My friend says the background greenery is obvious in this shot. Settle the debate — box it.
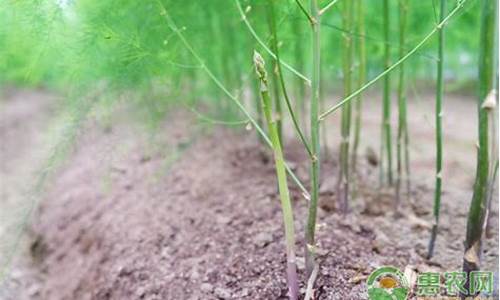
[0,0,483,109]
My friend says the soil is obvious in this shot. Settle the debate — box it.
[0,89,498,300]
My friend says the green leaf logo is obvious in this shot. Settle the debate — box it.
[367,266,409,300]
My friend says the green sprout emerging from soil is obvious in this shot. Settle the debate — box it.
[254,50,299,300]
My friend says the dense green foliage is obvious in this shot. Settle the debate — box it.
[0,0,483,99]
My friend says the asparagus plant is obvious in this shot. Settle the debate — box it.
[269,50,283,146]
[485,91,498,238]
[428,0,446,259]
[251,70,265,143]
[381,0,393,186]
[253,50,299,300]
[462,0,497,292]
[304,0,321,279]
[395,0,409,210]
[338,0,354,212]
[351,0,366,173]
[267,0,312,157]
[485,15,499,238]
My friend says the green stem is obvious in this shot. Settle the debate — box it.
[251,72,265,143]
[294,0,314,25]
[270,63,283,146]
[351,0,365,173]
[305,0,321,279]
[318,0,469,120]
[404,116,411,198]
[485,160,498,238]
[319,0,341,16]
[254,51,299,300]
[396,0,409,211]
[267,0,312,157]
[338,0,353,213]
[486,94,499,238]
[382,0,393,185]
[427,0,445,259]
[462,0,496,294]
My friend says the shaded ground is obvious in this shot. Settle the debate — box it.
[0,90,498,299]
[0,89,58,299]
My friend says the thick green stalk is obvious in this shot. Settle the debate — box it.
[320,61,329,160]
[428,0,446,259]
[271,72,283,145]
[462,0,496,293]
[254,51,299,300]
[305,0,321,279]
[396,0,408,211]
[266,5,283,145]
[252,72,265,144]
[404,109,411,198]
[351,0,365,173]
[485,160,498,238]
[268,0,312,157]
[485,15,499,238]
[338,0,353,213]
[486,93,498,237]
[382,0,393,185]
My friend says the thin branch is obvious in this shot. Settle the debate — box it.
[319,0,341,16]
[184,104,250,126]
[318,20,438,61]
[267,1,313,157]
[294,0,314,25]
[235,0,311,85]
[319,0,469,120]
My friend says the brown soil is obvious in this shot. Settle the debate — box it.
[0,90,498,300]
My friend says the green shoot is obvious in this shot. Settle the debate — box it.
[304,0,321,280]
[381,0,393,185]
[254,50,299,300]
[428,0,446,259]
[351,0,366,174]
[338,0,354,212]
[267,0,312,157]
[462,0,497,292]
[396,0,409,211]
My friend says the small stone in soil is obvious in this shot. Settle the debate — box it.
[253,232,274,247]
[200,283,213,293]
[216,215,232,225]
[214,287,232,299]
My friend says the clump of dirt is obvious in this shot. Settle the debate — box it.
[26,117,497,300]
